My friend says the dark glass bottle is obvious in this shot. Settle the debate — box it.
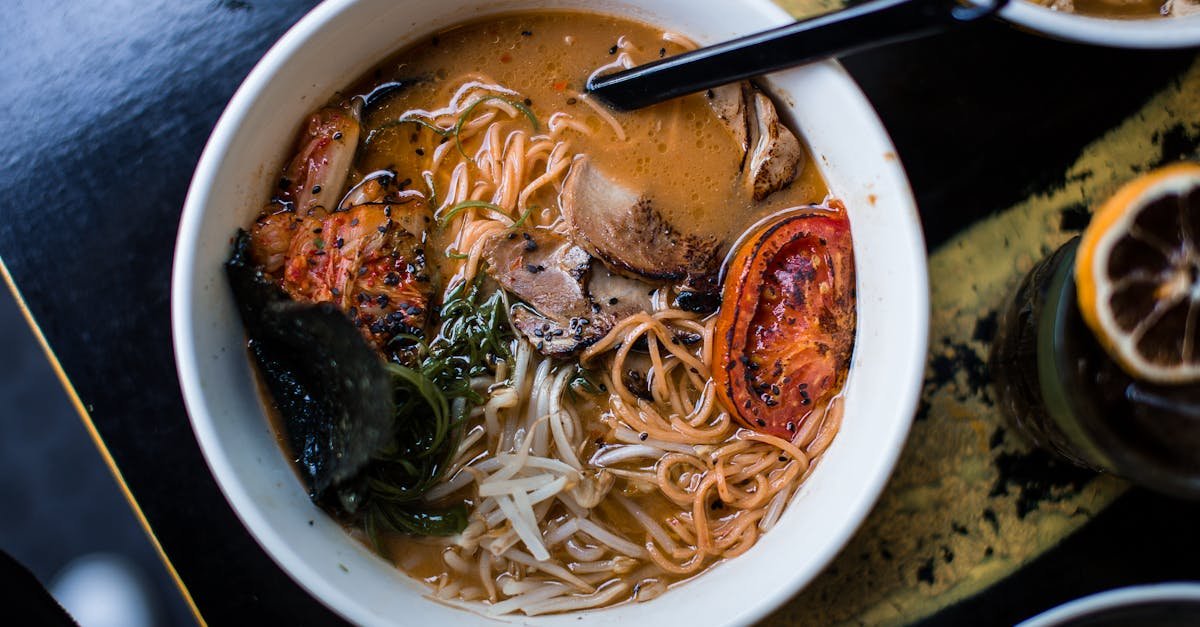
[991,237,1200,498]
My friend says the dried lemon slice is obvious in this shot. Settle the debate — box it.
[1075,162,1200,384]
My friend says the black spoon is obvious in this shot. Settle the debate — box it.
[587,0,1009,111]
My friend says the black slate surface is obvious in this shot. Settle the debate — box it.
[1,1,1197,624]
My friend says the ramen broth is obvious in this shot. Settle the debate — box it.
[353,13,827,249]
[1033,0,1190,18]
[349,12,831,596]
[241,8,855,615]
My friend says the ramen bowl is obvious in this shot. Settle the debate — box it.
[171,0,928,624]
[1000,0,1200,49]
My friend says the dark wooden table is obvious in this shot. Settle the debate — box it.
[3,1,1198,624]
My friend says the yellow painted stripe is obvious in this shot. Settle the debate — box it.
[0,258,207,626]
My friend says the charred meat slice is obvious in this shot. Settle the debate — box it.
[250,103,362,272]
[559,156,722,302]
[278,104,362,216]
[483,228,613,356]
[253,190,433,359]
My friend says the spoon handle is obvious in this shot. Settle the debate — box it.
[587,0,1008,111]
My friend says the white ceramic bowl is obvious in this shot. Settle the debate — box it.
[1000,0,1200,49]
[1018,582,1200,626]
[171,0,928,624]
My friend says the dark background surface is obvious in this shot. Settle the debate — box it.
[1,1,1197,625]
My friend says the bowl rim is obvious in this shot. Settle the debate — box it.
[999,0,1200,49]
[170,0,929,624]
[1017,582,1200,626]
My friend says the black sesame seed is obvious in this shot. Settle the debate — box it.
[566,97,577,105]
[756,418,766,427]
[609,45,618,54]
[415,148,425,156]
[779,456,787,463]
[521,30,533,36]
[333,131,343,140]
[639,432,648,441]
[659,47,666,57]
[311,184,322,194]
[523,97,533,106]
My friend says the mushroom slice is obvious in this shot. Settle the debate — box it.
[704,82,804,201]
[705,83,749,167]
[589,268,655,321]
[560,157,722,301]
[746,87,803,201]
[484,228,613,356]
[1166,0,1199,16]
[510,305,609,357]
[483,228,592,320]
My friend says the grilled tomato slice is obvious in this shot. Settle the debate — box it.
[713,207,856,439]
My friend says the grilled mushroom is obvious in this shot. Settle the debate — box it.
[705,82,803,201]
[483,228,613,356]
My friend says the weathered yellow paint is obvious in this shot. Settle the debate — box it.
[758,12,1200,622]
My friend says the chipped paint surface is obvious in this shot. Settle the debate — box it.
[776,0,848,17]
[758,36,1200,627]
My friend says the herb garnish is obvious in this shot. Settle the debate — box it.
[454,95,539,157]
[363,272,513,541]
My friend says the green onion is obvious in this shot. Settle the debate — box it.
[438,200,507,228]
[506,206,535,231]
[454,95,539,158]
[365,117,452,147]
[359,270,514,541]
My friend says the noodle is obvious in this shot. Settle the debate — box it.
[315,13,848,617]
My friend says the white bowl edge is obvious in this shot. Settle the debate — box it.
[170,0,930,625]
[1000,1,1200,49]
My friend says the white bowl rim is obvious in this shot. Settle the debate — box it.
[1017,582,1200,626]
[170,0,929,624]
[999,0,1200,49]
